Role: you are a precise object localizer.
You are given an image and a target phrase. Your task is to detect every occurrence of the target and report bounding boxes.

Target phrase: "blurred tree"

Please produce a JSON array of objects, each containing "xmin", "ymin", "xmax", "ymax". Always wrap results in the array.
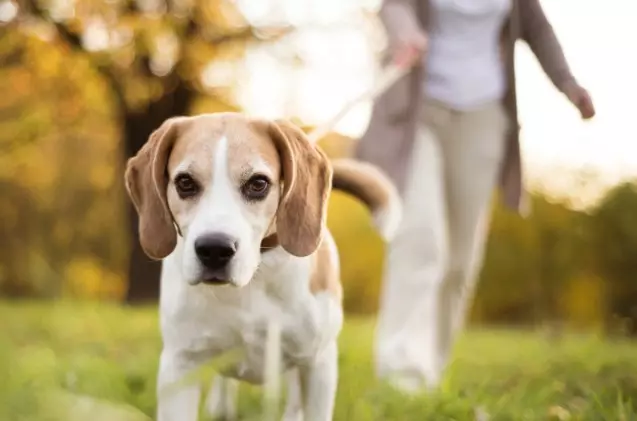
[
  {"xmin": 11, "ymin": 0, "xmax": 288, "ymax": 302},
  {"xmin": 474, "ymin": 194, "xmax": 540, "ymax": 324},
  {"xmin": 532, "ymin": 195, "xmax": 586, "ymax": 324},
  {"xmin": 0, "ymin": 27, "xmax": 125, "ymax": 298},
  {"xmin": 589, "ymin": 181, "xmax": 637, "ymax": 335},
  {"xmin": 469, "ymin": 193, "xmax": 587, "ymax": 327}
]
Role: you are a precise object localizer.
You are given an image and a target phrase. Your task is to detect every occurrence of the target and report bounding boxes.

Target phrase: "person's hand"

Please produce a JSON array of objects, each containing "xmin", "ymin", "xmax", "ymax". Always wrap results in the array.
[
  {"xmin": 392, "ymin": 30, "xmax": 428, "ymax": 68},
  {"xmin": 563, "ymin": 82, "xmax": 596, "ymax": 120}
]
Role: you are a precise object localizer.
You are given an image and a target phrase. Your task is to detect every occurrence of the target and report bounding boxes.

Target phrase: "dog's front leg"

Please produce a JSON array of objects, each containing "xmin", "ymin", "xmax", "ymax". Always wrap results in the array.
[
  {"xmin": 156, "ymin": 349, "xmax": 204, "ymax": 421},
  {"xmin": 281, "ymin": 368, "xmax": 303, "ymax": 421},
  {"xmin": 206, "ymin": 375, "xmax": 239, "ymax": 421},
  {"xmin": 298, "ymin": 341, "xmax": 338, "ymax": 421}
]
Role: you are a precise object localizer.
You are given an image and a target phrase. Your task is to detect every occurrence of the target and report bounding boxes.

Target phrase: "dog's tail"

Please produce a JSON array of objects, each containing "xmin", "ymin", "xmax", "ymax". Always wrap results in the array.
[{"xmin": 330, "ymin": 159, "xmax": 402, "ymax": 242}]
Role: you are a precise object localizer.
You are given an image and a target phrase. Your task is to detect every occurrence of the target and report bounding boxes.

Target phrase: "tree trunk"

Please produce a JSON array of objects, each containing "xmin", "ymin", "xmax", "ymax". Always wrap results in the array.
[
  {"xmin": 126, "ymin": 204, "xmax": 161, "ymax": 303},
  {"xmin": 124, "ymin": 83, "xmax": 193, "ymax": 304}
]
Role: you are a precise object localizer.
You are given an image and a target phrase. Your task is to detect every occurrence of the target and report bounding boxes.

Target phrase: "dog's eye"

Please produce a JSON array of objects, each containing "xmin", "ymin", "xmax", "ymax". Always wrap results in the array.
[
  {"xmin": 174, "ymin": 174, "xmax": 200, "ymax": 199},
  {"xmin": 242, "ymin": 175, "xmax": 271, "ymax": 201}
]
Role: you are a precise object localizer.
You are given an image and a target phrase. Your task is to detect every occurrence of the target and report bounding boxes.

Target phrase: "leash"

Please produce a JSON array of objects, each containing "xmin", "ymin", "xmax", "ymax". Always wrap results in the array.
[{"xmin": 306, "ymin": 62, "xmax": 412, "ymax": 145}]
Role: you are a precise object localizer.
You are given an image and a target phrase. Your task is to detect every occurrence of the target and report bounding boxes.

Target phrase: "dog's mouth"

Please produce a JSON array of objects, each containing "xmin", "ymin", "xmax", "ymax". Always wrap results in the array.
[
  {"xmin": 201, "ymin": 276, "xmax": 230, "ymax": 286},
  {"xmin": 189, "ymin": 271, "xmax": 232, "ymax": 286}
]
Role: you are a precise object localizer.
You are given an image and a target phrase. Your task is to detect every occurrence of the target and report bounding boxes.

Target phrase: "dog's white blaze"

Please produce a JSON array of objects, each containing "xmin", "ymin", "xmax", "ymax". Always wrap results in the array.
[
  {"xmin": 209, "ymin": 135, "xmax": 239, "ymax": 218},
  {"xmin": 187, "ymin": 135, "xmax": 243, "ymax": 244}
]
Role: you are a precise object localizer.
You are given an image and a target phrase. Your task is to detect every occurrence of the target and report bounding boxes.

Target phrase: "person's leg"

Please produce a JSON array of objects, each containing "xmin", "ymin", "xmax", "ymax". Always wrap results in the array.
[
  {"xmin": 374, "ymin": 104, "xmax": 451, "ymax": 391},
  {"xmin": 436, "ymin": 101, "xmax": 509, "ymax": 371}
]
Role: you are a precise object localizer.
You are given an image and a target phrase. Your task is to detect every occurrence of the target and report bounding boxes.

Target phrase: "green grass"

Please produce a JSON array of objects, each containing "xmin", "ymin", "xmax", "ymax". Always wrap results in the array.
[{"xmin": 2, "ymin": 301, "xmax": 637, "ymax": 420}]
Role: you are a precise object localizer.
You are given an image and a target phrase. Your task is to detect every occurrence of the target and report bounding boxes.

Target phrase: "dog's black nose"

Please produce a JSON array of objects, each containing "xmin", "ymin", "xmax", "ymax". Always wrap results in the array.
[{"xmin": 194, "ymin": 234, "xmax": 238, "ymax": 270}]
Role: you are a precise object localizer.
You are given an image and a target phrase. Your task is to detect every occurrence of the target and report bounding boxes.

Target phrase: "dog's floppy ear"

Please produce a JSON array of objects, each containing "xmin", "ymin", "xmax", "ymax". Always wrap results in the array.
[
  {"xmin": 268, "ymin": 119, "xmax": 332, "ymax": 257},
  {"xmin": 124, "ymin": 117, "xmax": 185, "ymax": 260}
]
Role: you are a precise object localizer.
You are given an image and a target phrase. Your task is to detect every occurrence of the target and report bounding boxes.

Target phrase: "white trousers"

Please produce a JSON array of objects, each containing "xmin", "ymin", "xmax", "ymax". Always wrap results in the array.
[{"xmin": 375, "ymin": 99, "xmax": 509, "ymax": 390}]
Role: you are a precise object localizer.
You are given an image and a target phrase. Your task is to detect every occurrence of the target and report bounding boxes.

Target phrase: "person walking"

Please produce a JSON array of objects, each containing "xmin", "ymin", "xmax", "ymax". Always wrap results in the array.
[{"xmin": 355, "ymin": 0, "xmax": 595, "ymax": 392}]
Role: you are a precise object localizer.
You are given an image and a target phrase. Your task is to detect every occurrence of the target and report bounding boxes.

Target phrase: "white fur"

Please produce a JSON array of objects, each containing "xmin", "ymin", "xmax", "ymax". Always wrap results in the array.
[{"xmin": 156, "ymin": 136, "xmax": 343, "ymax": 421}]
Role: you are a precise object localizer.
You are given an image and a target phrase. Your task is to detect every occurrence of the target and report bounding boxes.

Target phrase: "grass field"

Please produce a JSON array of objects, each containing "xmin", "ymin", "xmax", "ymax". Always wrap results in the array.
[{"xmin": 2, "ymin": 301, "xmax": 637, "ymax": 421}]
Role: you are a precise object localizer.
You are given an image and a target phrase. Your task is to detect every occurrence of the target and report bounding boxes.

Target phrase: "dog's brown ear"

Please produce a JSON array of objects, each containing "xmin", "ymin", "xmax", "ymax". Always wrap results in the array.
[
  {"xmin": 268, "ymin": 119, "xmax": 332, "ymax": 257},
  {"xmin": 124, "ymin": 117, "xmax": 185, "ymax": 260}
]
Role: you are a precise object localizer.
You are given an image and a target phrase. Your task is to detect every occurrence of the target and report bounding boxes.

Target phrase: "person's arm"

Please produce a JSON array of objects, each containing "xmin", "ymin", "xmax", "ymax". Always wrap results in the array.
[
  {"xmin": 379, "ymin": 0, "xmax": 428, "ymax": 66},
  {"xmin": 520, "ymin": 0, "xmax": 595, "ymax": 119},
  {"xmin": 519, "ymin": 0, "xmax": 575, "ymax": 92}
]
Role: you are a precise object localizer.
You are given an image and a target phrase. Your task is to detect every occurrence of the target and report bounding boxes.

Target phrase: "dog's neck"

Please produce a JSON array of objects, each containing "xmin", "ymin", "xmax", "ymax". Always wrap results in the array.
[{"xmin": 260, "ymin": 233, "xmax": 279, "ymax": 253}]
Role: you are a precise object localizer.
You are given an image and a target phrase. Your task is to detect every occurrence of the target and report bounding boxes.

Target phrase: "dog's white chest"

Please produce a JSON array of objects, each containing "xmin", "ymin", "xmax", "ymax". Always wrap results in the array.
[
  {"xmin": 226, "ymin": 290, "xmax": 320, "ymax": 383},
  {"xmin": 162, "ymin": 264, "xmax": 330, "ymax": 385}
]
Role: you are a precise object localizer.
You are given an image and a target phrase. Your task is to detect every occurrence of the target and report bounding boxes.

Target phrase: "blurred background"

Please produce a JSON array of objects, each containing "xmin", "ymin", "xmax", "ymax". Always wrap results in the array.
[{"xmin": 2, "ymin": 0, "xmax": 637, "ymax": 420}]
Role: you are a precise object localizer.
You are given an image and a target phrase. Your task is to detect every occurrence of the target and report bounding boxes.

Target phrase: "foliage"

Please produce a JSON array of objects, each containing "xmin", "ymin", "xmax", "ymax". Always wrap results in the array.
[
  {"xmin": 12, "ymin": 0, "xmax": 286, "ymax": 114},
  {"xmin": 0, "ymin": 27, "xmax": 126, "ymax": 298},
  {"xmin": 3, "ymin": 301, "xmax": 637, "ymax": 420},
  {"xmin": 589, "ymin": 182, "xmax": 637, "ymax": 334}
]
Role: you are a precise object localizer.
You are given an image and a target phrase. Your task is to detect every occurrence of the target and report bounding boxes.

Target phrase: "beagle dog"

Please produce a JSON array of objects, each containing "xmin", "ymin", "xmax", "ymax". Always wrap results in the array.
[{"xmin": 124, "ymin": 113, "xmax": 401, "ymax": 421}]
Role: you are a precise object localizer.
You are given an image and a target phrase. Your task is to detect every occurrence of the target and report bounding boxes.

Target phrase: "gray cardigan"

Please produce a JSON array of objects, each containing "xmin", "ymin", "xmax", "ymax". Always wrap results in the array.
[{"xmin": 354, "ymin": 0, "xmax": 579, "ymax": 213}]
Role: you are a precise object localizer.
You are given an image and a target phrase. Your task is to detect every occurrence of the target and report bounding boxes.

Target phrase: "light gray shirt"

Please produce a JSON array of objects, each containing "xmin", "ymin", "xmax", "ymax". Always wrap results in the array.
[{"xmin": 424, "ymin": 0, "xmax": 512, "ymax": 110}]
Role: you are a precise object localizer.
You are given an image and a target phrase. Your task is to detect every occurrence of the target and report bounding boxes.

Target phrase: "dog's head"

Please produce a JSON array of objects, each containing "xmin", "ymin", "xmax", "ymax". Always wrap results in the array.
[{"xmin": 125, "ymin": 113, "xmax": 332, "ymax": 287}]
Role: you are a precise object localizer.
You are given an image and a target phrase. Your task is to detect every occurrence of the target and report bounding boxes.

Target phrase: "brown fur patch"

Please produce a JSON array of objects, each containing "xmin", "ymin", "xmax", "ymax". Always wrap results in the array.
[{"xmin": 309, "ymin": 232, "xmax": 342, "ymax": 301}]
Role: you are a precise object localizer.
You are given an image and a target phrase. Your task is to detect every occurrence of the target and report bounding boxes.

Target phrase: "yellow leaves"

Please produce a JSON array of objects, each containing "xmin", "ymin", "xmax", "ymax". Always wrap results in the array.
[
  {"xmin": 58, "ymin": 96, "xmax": 84, "ymax": 122},
  {"xmin": 51, "ymin": 221, "xmax": 73, "ymax": 251},
  {"xmin": 317, "ymin": 132, "xmax": 356, "ymax": 159},
  {"xmin": 8, "ymin": 69, "xmax": 32, "ymax": 96},
  {"xmin": 192, "ymin": 95, "xmax": 240, "ymax": 114},
  {"xmin": 25, "ymin": 34, "xmax": 66, "ymax": 78},
  {"xmin": 0, "ymin": 198, "xmax": 19, "ymax": 230},
  {"xmin": 63, "ymin": 257, "xmax": 125, "ymax": 301},
  {"xmin": 64, "ymin": 17, "xmax": 85, "ymax": 39},
  {"xmin": 10, "ymin": 142, "xmax": 58, "ymax": 192},
  {"xmin": 89, "ymin": 162, "xmax": 115, "ymax": 191},
  {"xmin": 121, "ymin": 73, "xmax": 170, "ymax": 112},
  {"xmin": 198, "ymin": 0, "xmax": 248, "ymax": 33},
  {"xmin": 563, "ymin": 274, "xmax": 606, "ymax": 330}
]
